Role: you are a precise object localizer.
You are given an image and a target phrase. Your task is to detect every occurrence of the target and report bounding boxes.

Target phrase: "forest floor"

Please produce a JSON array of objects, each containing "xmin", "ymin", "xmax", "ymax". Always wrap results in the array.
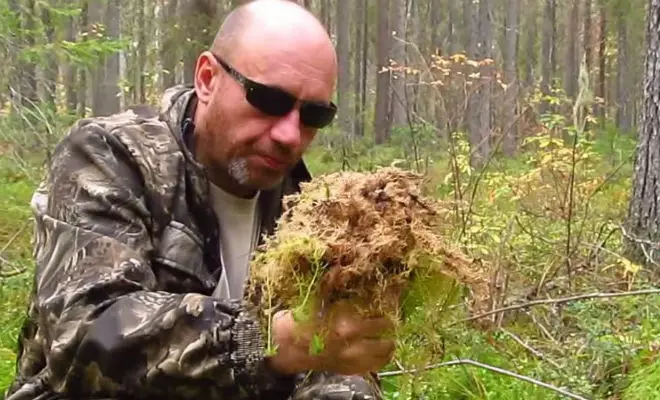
[{"xmin": 1, "ymin": 120, "xmax": 660, "ymax": 399}]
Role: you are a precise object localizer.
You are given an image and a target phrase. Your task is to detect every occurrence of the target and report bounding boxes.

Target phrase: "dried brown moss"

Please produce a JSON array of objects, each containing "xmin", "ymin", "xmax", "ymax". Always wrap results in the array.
[{"xmin": 246, "ymin": 167, "xmax": 490, "ymax": 341}]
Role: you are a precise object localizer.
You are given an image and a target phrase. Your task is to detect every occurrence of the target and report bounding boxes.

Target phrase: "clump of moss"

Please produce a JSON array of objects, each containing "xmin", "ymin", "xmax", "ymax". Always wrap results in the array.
[{"xmin": 246, "ymin": 167, "xmax": 490, "ymax": 353}]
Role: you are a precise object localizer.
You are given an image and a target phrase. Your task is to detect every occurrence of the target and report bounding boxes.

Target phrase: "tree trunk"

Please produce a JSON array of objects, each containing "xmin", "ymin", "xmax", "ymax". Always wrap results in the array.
[
  {"xmin": 476, "ymin": 0, "xmax": 493, "ymax": 165},
  {"xmin": 40, "ymin": 5, "xmax": 58, "ymax": 112},
  {"xmin": 160, "ymin": 0, "xmax": 179, "ymax": 90},
  {"xmin": 320, "ymin": 0, "xmax": 331, "ymax": 35},
  {"xmin": 625, "ymin": 0, "xmax": 660, "ymax": 267},
  {"xmin": 64, "ymin": 9, "xmax": 78, "ymax": 113},
  {"xmin": 503, "ymin": 0, "xmax": 520, "ymax": 156},
  {"xmin": 524, "ymin": 0, "xmax": 537, "ymax": 87},
  {"xmin": 464, "ymin": 0, "xmax": 477, "ymax": 54},
  {"xmin": 447, "ymin": 0, "xmax": 457, "ymax": 54},
  {"xmin": 616, "ymin": 9, "xmax": 633, "ymax": 132},
  {"xmin": 20, "ymin": 0, "xmax": 38, "ymax": 107},
  {"xmin": 136, "ymin": 0, "xmax": 147, "ymax": 104},
  {"xmin": 90, "ymin": 0, "xmax": 121, "ymax": 116},
  {"xmin": 464, "ymin": 0, "xmax": 478, "ymax": 138},
  {"xmin": 430, "ymin": 0, "xmax": 441, "ymax": 53},
  {"xmin": 540, "ymin": 0, "xmax": 556, "ymax": 115},
  {"xmin": 360, "ymin": 0, "xmax": 369, "ymax": 137},
  {"xmin": 597, "ymin": 3, "xmax": 607, "ymax": 120},
  {"xmin": 5, "ymin": 0, "xmax": 21, "ymax": 107},
  {"xmin": 178, "ymin": 0, "xmax": 217, "ymax": 84},
  {"xmin": 390, "ymin": 0, "xmax": 407, "ymax": 129},
  {"xmin": 564, "ymin": 0, "xmax": 580, "ymax": 100},
  {"xmin": 374, "ymin": 0, "xmax": 392, "ymax": 144},
  {"xmin": 78, "ymin": 0, "xmax": 89, "ymax": 117},
  {"xmin": 466, "ymin": 0, "xmax": 492, "ymax": 166},
  {"xmin": 353, "ymin": 0, "xmax": 365, "ymax": 137},
  {"xmin": 584, "ymin": 0, "xmax": 592, "ymax": 72},
  {"xmin": 336, "ymin": 0, "xmax": 352, "ymax": 138}
]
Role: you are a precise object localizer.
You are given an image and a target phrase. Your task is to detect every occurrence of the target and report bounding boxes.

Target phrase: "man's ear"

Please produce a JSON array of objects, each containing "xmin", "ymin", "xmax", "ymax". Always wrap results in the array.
[{"xmin": 194, "ymin": 51, "xmax": 218, "ymax": 105}]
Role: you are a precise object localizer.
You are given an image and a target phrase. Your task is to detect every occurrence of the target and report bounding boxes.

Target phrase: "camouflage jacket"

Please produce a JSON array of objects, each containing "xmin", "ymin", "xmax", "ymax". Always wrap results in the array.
[{"xmin": 4, "ymin": 86, "xmax": 381, "ymax": 400}]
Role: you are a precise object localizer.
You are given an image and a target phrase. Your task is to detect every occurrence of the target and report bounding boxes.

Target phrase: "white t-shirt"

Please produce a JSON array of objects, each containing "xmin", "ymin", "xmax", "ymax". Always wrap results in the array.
[{"xmin": 209, "ymin": 183, "xmax": 260, "ymax": 300}]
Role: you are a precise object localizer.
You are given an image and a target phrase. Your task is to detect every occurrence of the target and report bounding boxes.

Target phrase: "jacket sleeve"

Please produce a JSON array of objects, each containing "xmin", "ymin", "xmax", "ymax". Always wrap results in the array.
[
  {"xmin": 30, "ymin": 121, "xmax": 294, "ymax": 399},
  {"xmin": 291, "ymin": 372, "xmax": 382, "ymax": 400}
]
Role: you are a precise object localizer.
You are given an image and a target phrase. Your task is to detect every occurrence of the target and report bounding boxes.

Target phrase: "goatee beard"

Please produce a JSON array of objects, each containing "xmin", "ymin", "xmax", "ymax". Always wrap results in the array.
[{"xmin": 228, "ymin": 157, "xmax": 250, "ymax": 186}]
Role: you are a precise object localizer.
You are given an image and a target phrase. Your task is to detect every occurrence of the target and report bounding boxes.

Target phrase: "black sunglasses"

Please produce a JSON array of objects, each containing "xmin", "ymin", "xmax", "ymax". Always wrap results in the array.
[{"xmin": 212, "ymin": 54, "xmax": 337, "ymax": 129}]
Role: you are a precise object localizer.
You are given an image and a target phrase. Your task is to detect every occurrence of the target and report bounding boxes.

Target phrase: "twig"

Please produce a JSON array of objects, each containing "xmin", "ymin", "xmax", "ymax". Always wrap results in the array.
[
  {"xmin": 0, "ymin": 254, "xmax": 27, "ymax": 278},
  {"xmin": 448, "ymin": 288, "xmax": 660, "ymax": 327},
  {"xmin": 527, "ymin": 311, "xmax": 560, "ymax": 345},
  {"xmin": 409, "ymin": 193, "xmax": 437, "ymax": 215},
  {"xmin": 0, "ymin": 220, "xmax": 30, "ymax": 254},
  {"xmin": 620, "ymin": 224, "xmax": 660, "ymax": 267},
  {"xmin": 564, "ymin": 127, "xmax": 578, "ymax": 287},
  {"xmin": 501, "ymin": 328, "xmax": 562, "ymax": 369},
  {"xmin": 378, "ymin": 358, "xmax": 589, "ymax": 400},
  {"xmin": 0, "ymin": 267, "xmax": 26, "ymax": 278}
]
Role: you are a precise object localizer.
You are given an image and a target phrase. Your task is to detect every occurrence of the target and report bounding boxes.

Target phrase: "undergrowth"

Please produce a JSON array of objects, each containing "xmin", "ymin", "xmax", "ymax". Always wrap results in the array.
[
  {"xmin": 306, "ymin": 122, "xmax": 656, "ymax": 400},
  {"xmin": 0, "ymin": 111, "xmax": 657, "ymax": 399}
]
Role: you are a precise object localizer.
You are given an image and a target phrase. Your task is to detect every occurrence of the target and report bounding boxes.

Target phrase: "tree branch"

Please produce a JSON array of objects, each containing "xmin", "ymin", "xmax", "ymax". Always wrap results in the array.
[
  {"xmin": 378, "ymin": 358, "xmax": 589, "ymax": 400},
  {"xmin": 0, "ymin": 267, "xmax": 27, "ymax": 278},
  {"xmin": 501, "ymin": 328, "xmax": 562, "ymax": 369},
  {"xmin": 448, "ymin": 288, "xmax": 660, "ymax": 327},
  {"xmin": 0, "ymin": 219, "xmax": 30, "ymax": 254}
]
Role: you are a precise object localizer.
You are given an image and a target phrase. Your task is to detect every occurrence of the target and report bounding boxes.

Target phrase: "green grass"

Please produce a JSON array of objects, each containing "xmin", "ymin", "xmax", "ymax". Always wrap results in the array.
[
  {"xmin": 0, "ymin": 162, "xmax": 35, "ymax": 394},
  {"xmin": 0, "ymin": 122, "xmax": 658, "ymax": 399}
]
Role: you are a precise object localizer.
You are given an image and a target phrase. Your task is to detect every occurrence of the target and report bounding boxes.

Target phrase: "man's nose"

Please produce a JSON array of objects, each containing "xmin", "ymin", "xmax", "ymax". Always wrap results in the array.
[{"xmin": 270, "ymin": 109, "xmax": 302, "ymax": 150}]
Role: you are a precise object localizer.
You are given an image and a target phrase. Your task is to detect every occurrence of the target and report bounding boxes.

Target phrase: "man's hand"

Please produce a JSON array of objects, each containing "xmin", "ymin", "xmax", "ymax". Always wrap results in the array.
[{"xmin": 266, "ymin": 305, "xmax": 396, "ymax": 376}]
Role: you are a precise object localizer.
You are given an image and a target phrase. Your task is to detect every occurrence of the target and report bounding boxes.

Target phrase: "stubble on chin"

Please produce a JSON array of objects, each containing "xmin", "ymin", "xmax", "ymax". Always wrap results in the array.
[{"xmin": 228, "ymin": 157, "xmax": 251, "ymax": 186}]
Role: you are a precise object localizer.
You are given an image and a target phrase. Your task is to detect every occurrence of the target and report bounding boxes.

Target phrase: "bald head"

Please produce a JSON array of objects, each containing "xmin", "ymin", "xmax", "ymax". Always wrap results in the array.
[
  {"xmin": 191, "ymin": 0, "xmax": 337, "ymax": 197},
  {"xmin": 212, "ymin": 0, "xmax": 335, "ymax": 66}
]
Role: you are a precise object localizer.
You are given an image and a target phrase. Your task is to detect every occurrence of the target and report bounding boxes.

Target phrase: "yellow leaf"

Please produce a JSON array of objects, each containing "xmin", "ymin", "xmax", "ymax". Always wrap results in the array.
[
  {"xmin": 620, "ymin": 258, "xmax": 642, "ymax": 276},
  {"xmin": 450, "ymin": 53, "xmax": 467, "ymax": 63},
  {"xmin": 540, "ymin": 153, "xmax": 553, "ymax": 165}
]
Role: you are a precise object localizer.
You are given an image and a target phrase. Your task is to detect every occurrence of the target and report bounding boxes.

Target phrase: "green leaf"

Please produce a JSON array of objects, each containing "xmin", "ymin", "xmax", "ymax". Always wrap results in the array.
[{"xmin": 310, "ymin": 333, "xmax": 325, "ymax": 355}]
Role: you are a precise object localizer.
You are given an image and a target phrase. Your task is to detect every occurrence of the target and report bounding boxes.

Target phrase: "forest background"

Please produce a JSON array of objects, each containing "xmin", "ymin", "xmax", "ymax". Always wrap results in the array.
[{"xmin": 2, "ymin": 0, "xmax": 660, "ymax": 399}]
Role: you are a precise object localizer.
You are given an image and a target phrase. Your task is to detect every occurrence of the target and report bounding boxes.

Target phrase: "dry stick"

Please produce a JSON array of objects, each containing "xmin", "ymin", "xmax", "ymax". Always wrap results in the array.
[
  {"xmin": 447, "ymin": 288, "xmax": 660, "ymax": 327},
  {"xmin": 0, "ymin": 220, "xmax": 30, "ymax": 254},
  {"xmin": 378, "ymin": 359, "xmax": 589, "ymax": 400},
  {"xmin": 501, "ymin": 328, "xmax": 562, "ymax": 369},
  {"xmin": 0, "ymin": 268, "xmax": 26, "ymax": 278},
  {"xmin": 0, "ymin": 221, "xmax": 31, "ymax": 279},
  {"xmin": 527, "ymin": 310, "xmax": 560, "ymax": 345},
  {"xmin": 620, "ymin": 224, "xmax": 660, "ymax": 267}
]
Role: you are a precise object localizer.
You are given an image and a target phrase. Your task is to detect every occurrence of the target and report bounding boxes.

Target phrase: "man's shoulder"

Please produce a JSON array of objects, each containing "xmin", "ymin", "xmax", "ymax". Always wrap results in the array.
[
  {"xmin": 67, "ymin": 105, "xmax": 179, "ymax": 153},
  {"xmin": 47, "ymin": 105, "xmax": 188, "ymax": 210},
  {"xmin": 59, "ymin": 105, "xmax": 187, "ymax": 180}
]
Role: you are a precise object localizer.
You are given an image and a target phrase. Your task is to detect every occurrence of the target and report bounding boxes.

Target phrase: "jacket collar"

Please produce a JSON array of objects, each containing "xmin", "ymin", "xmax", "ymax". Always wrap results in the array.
[{"xmin": 158, "ymin": 85, "xmax": 312, "ymax": 238}]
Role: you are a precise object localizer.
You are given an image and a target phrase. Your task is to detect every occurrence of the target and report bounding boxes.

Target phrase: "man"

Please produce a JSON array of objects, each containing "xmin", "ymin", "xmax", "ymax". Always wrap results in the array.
[{"xmin": 4, "ymin": 1, "xmax": 396, "ymax": 399}]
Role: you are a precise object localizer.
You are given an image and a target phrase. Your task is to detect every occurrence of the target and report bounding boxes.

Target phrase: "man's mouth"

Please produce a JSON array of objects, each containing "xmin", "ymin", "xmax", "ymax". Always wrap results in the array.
[{"xmin": 260, "ymin": 155, "xmax": 288, "ymax": 170}]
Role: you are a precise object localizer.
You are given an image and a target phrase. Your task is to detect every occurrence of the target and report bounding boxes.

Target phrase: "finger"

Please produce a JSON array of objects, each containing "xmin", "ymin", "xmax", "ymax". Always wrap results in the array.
[
  {"xmin": 331, "ymin": 315, "xmax": 396, "ymax": 341},
  {"xmin": 355, "ymin": 316, "xmax": 397, "ymax": 338},
  {"xmin": 336, "ymin": 339, "xmax": 395, "ymax": 371}
]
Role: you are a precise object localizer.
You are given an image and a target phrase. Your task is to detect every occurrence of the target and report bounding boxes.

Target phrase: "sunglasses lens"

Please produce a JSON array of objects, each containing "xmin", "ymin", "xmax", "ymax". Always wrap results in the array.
[
  {"xmin": 300, "ymin": 102, "xmax": 337, "ymax": 129},
  {"xmin": 244, "ymin": 80, "xmax": 336, "ymax": 129},
  {"xmin": 246, "ymin": 83, "xmax": 295, "ymax": 117}
]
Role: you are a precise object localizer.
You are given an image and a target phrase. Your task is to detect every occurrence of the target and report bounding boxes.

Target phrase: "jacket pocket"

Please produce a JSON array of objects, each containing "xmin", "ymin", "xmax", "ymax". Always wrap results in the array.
[{"xmin": 153, "ymin": 220, "xmax": 216, "ymax": 292}]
